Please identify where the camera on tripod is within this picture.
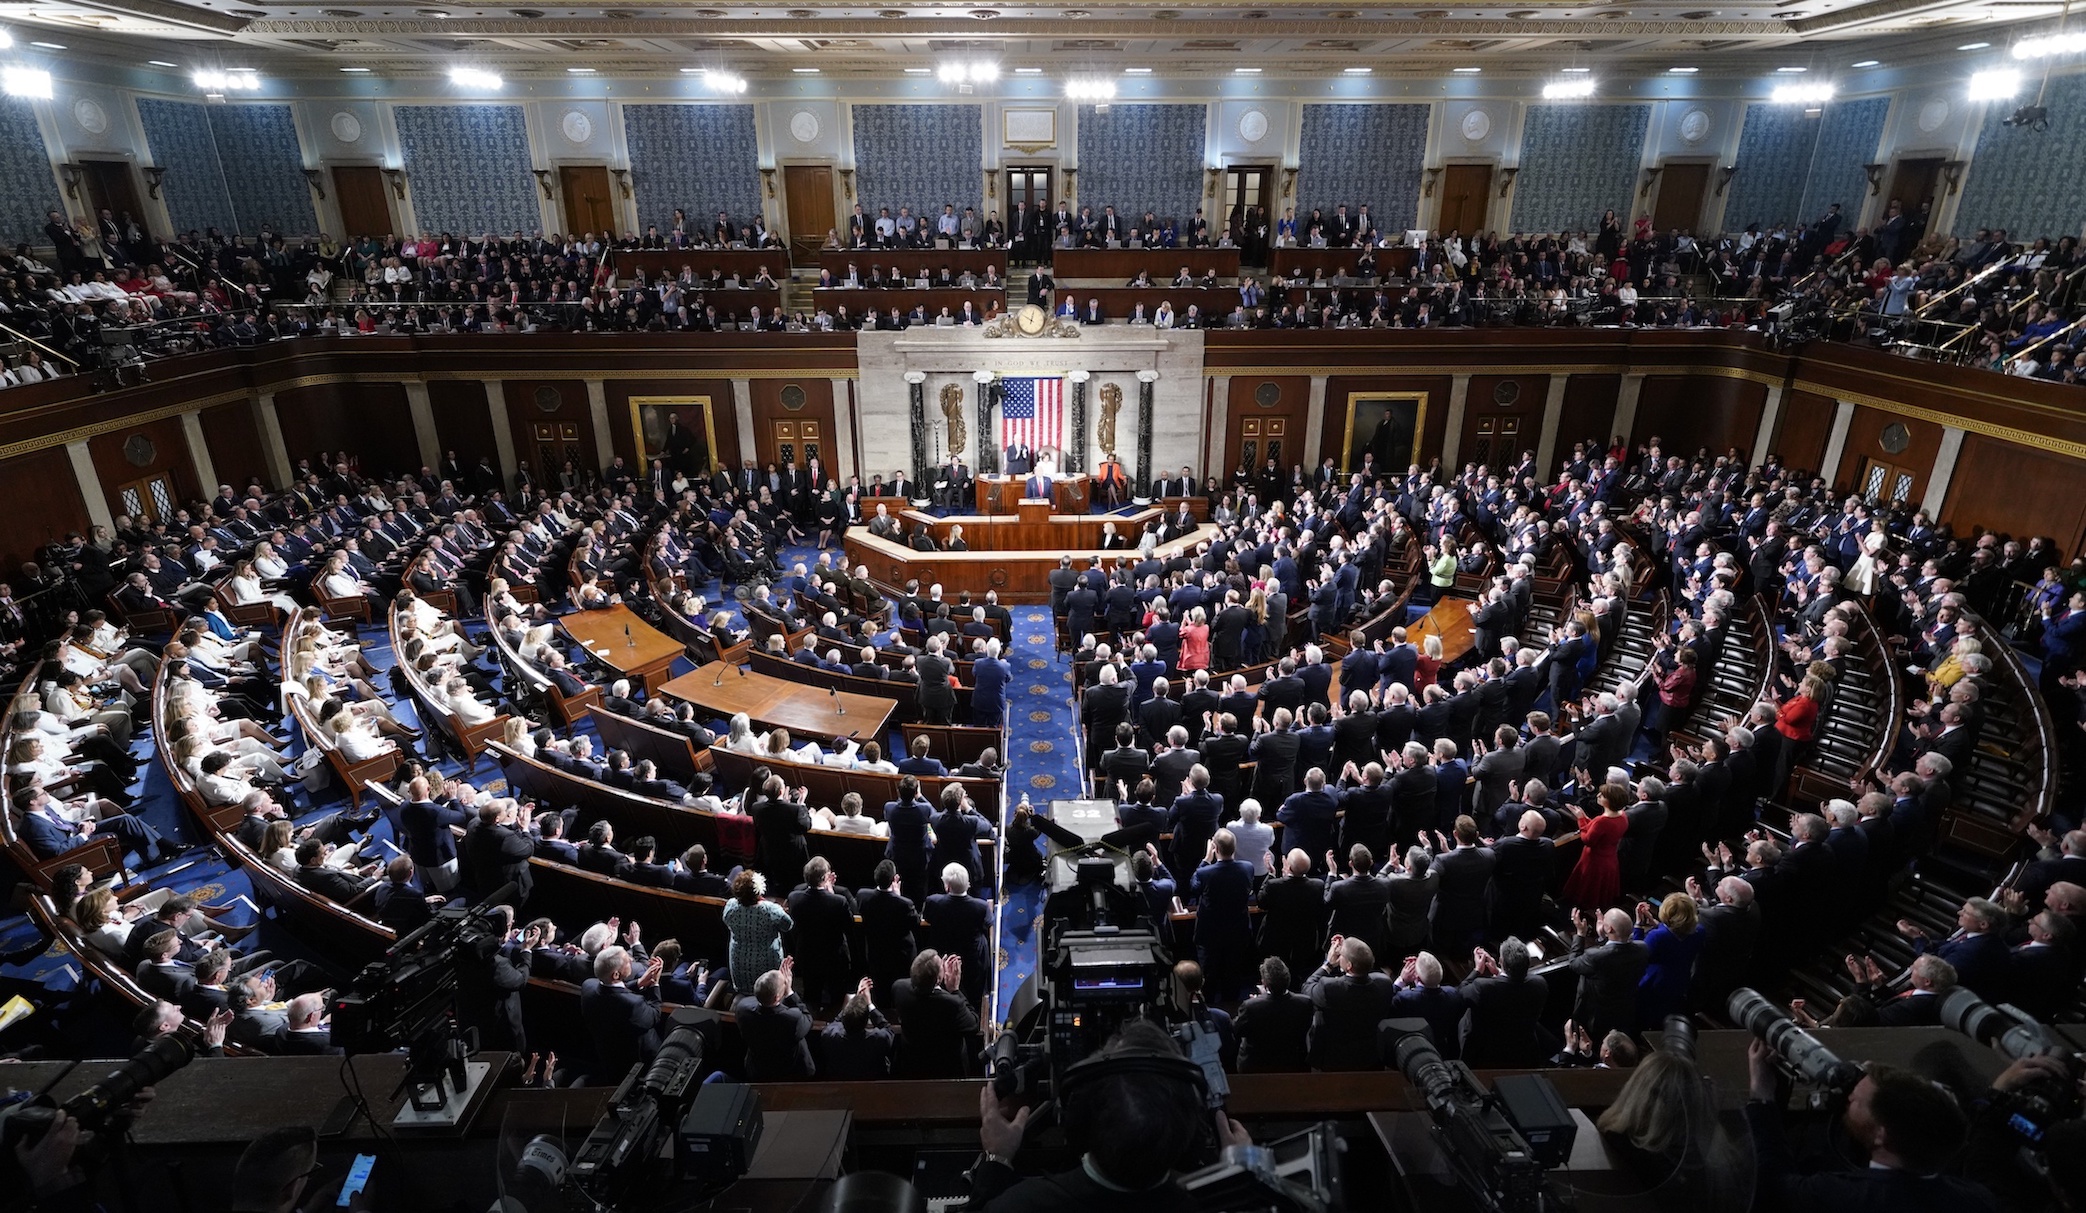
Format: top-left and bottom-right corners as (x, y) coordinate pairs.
(1391, 1030), (1574, 1213)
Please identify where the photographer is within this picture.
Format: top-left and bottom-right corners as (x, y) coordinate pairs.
(967, 1019), (1250, 1212)
(1744, 1038), (1998, 1212)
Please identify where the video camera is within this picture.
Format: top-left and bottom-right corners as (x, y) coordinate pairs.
(1940, 988), (2085, 1146)
(1392, 1031), (1574, 1213)
(0, 1025), (200, 1156)
(1728, 988), (1864, 1104)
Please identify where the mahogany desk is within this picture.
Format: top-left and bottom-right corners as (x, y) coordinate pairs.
(973, 475), (1089, 515)
(1053, 248), (1241, 280)
(560, 604), (683, 693)
(1406, 595), (1478, 668)
(614, 248), (790, 282)
(843, 511), (1210, 602)
(660, 661), (897, 743)
(1269, 245), (1415, 280)
(816, 249), (1006, 278)
(810, 287), (1001, 320)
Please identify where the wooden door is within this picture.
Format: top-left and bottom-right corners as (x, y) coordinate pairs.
(1887, 158), (1945, 222)
(332, 166), (393, 240)
(1440, 164), (1492, 237)
(1463, 412), (1534, 472)
(783, 164), (836, 259)
(559, 165), (615, 239)
(79, 161), (146, 231)
(1651, 163), (1710, 235)
(762, 418), (824, 470)
(1856, 457), (1917, 508)
(529, 420), (588, 486)
(115, 473), (179, 526)
(1006, 167), (1053, 214)
(1223, 166), (1273, 228)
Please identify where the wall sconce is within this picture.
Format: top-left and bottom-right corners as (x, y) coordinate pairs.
(839, 168), (854, 201)
(302, 168), (327, 200)
(1422, 167), (1442, 198)
(1280, 167), (1296, 198)
(1715, 165), (1737, 197)
(1942, 160), (1967, 196)
(382, 168), (407, 200)
(1204, 167), (1221, 198)
(1637, 165), (1663, 200)
(142, 166), (166, 199)
(611, 168), (632, 200)
(1062, 167), (1077, 201)
(985, 173), (996, 200)
(531, 169), (555, 200)
(1862, 163), (1886, 196)
(760, 168), (776, 200)
(58, 163), (85, 201)
(1496, 167), (1519, 198)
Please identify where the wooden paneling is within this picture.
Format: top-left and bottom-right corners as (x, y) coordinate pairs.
(1554, 374), (1622, 478)
(602, 378), (741, 475)
(501, 380), (600, 479)
(1225, 375), (1310, 479)
(275, 382), (417, 476)
(1632, 374), (1766, 459)
(197, 401), (269, 492)
(1460, 375), (1547, 472)
(1942, 433), (2086, 553)
(1439, 164), (1492, 236)
(0, 447), (91, 577)
(557, 165), (616, 237)
(88, 414), (199, 520)
(426, 380), (500, 473)
(782, 164), (837, 260)
(1053, 248), (1241, 279)
(332, 166), (393, 240)
(749, 378), (837, 475)
(1834, 405), (1944, 502)
(1323, 374), (1455, 471)
(1772, 390), (1837, 476)
(1650, 163), (1710, 234)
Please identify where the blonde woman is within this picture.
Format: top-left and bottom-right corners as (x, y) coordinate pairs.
(723, 713), (763, 755)
(226, 558), (297, 617)
(251, 539), (290, 582)
(501, 716), (536, 758)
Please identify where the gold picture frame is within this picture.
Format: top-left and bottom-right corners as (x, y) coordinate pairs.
(1340, 391), (1429, 475)
(628, 395), (721, 476)
(1003, 108), (1059, 154)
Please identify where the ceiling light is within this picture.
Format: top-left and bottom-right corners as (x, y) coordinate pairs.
(1968, 68), (2020, 100)
(1668, 66), (1699, 73)
(0, 32), (11, 51)
(1014, 67), (1042, 74)
(2014, 31), (2086, 59)
(148, 60), (179, 68)
(1851, 60), (1879, 67)
(193, 68), (260, 90)
(1344, 66), (1372, 74)
(700, 68), (747, 93)
(339, 66), (372, 73)
(904, 67), (931, 74)
(1543, 77), (1597, 98)
(1560, 66), (1590, 73)
(1771, 81), (1833, 103)
(567, 67), (596, 74)
(2, 67), (52, 98)
(937, 60), (998, 84)
(1236, 67), (1262, 74)
(1452, 66), (1482, 73)
(1958, 41), (1990, 51)
(1124, 66), (1152, 74)
(792, 67), (820, 73)
(1776, 66), (1807, 72)
(30, 41), (66, 50)
(449, 66), (503, 90)
(1065, 77), (1117, 100)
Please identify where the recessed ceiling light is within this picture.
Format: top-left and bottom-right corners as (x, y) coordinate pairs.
(1124, 66), (1152, 74)
(678, 66), (701, 73)
(1958, 42), (1990, 51)
(1343, 66), (1372, 74)
(1668, 66), (1700, 73)
(903, 67), (931, 74)
(1851, 59), (1880, 67)
(148, 60), (177, 68)
(567, 66), (596, 74)
(30, 41), (67, 50)
(1776, 66), (1806, 72)
(1452, 66), (1482, 73)
(1561, 66), (1590, 73)
(1235, 67), (1261, 74)
(1014, 66), (1042, 74)
(340, 66), (372, 72)
(792, 67), (820, 73)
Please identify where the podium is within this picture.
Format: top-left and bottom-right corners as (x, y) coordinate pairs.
(981, 476), (1022, 515)
(1051, 474), (1091, 514)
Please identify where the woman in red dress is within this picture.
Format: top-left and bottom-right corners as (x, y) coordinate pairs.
(1563, 782), (1631, 913)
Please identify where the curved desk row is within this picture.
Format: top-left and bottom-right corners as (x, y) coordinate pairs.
(844, 512), (1213, 602)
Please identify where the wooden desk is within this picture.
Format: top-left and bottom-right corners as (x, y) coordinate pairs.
(816, 249), (1006, 278)
(1270, 246), (1414, 280)
(615, 248), (791, 282)
(979, 476), (1023, 515)
(560, 604), (684, 693)
(844, 512), (1207, 601)
(810, 288), (1002, 321)
(682, 287), (785, 319)
(1056, 287), (1235, 323)
(1053, 248), (1241, 280)
(1052, 475), (1090, 514)
(1407, 595), (1478, 668)
(660, 661), (897, 743)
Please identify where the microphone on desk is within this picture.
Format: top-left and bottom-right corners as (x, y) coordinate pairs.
(624, 622), (634, 647)
(713, 662), (726, 687)
(829, 685), (844, 716)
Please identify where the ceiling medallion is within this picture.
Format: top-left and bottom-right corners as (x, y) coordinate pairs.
(562, 110), (593, 144)
(72, 98), (109, 136)
(1238, 108), (1269, 143)
(1678, 107), (1711, 144)
(330, 110), (364, 143)
(1461, 108), (1492, 142)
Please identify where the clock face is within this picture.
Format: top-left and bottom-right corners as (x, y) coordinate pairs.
(1017, 304), (1048, 334)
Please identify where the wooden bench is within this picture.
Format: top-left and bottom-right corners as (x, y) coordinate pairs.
(748, 648), (976, 723)
(706, 741), (1003, 818)
(1, 659), (126, 885)
(590, 707), (712, 780)
(899, 722), (1007, 768)
(387, 601), (509, 769)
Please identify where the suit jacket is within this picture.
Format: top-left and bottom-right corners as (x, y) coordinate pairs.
(733, 994), (816, 1080)
(1303, 966), (1397, 1070)
(580, 980), (662, 1079)
(1458, 970), (1549, 1068)
(1324, 872), (1392, 956)
(1430, 845), (1497, 952)
(1233, 990), (1314, 1072)
(1568, 937), (1650, 1037)
(889, 978), (980, 1078)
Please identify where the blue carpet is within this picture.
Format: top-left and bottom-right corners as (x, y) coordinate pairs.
(991, 606), (1073, 1025)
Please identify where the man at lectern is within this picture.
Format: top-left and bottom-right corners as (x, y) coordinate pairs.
(1096, 452), (1128, 509)
(1024, 464), (1053, 500)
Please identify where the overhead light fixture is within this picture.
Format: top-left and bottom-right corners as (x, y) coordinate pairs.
(937, 60), (998, 84)
(699, 68), (747, 93)
(1452, 66), (1482, 73)
(792, 66), (820, 73)
(1851, 59), (1880, 68)
(2014, 31), (2086, 59)
(1958, 41), (1991, 51)
(903, 67), (931, 74)
(1560, 66), (1590, 73)
(2, 66), (52, 98)
(148, 60), (179, 68)
(340, 66), (372, 73)
(1344, 66), (1372, 74)
(1014, 66), (1043, 74)
(0, 31), (11, 50)
(449, 66), (503, 90)
(1969, 68), (2021, 101)
(1776, 66), (1807, 72)
(1543, 77), (1597, 98)
(1124, 66), (1152, 74)
(1770, 81), (1834, 103)
(567, 66), (596, 74)
(1235, 67), (1262, 74)
(1065, 76), (1117, 100)
(1668, 66), (1699, 73)
(193, 68), (261, 91)
(30, 41), (66, 50)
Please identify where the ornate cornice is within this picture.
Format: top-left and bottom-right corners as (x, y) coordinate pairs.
(244, 16), (1798, 39)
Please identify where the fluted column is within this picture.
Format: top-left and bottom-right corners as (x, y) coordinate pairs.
(905, 372), (928, 488)
(1066, 370), (1091, 473)
(1136, 369), (1158, 488)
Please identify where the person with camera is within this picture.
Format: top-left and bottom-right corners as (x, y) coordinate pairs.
(1745, 1038), (1998, 1213)
(966, 1019), (1251, 1212)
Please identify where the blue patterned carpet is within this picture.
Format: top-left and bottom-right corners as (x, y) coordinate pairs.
(991, 606), (1072, 1025)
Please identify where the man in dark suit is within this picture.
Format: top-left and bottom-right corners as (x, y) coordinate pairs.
(751, 777), (814, 892)
(856, 860), (918, 1000)
(463, 799), (536, 905)
(1277, 767), (1340, 872)
(399, 776), (470, 894)
(1430, 818), (1497, 954)
(1323, 844), (1392, 958)
(890, 950), (980, 1079)
(1304, 936), (1397, 1071)
(1487, 810), (1553, 944)
(2020, 826), (2086, 911)
(930, 787), (997, 889)
(1166, 765), (1225, 878)
(786, 857), (857, 1011)
(1567, 908), (1650, 1041)
(1233, 956), (1314, 1073)
(882, 779), (936, 902)
(1257, 849), (1327, 983)
(580, 945), (665, 1081)
(1469, 586), (1512, 661)
(1458, 936), (1549, 1069)
(1900, 896), (2010, 1001)
(923, 864), (993, 1008)
(733, 963), (817, 1080)
(915, 636), (956, 726)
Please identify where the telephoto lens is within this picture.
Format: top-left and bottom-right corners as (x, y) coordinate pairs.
(1727, 988), (1863, 1094)
(1939, 989), (2071, 1060)
(1662, 1014), (1697, 1063)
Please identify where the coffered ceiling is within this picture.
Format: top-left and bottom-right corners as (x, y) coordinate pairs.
(0, 0), (2071, 79)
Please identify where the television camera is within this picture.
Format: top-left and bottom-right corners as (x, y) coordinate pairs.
(1391, 1030), (1574, 1213)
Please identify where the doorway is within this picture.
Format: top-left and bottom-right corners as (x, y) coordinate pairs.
(1439, 164), (1492, 237)
(1651, 163), (1710, 235)
(1887, 157), (1946, 232)
(115, 473), (179, 527)
(1856, 457), (1916, 508)
(332, 166), (393, 240)
(1222, 164), (1273, 237)
(77, 161), (146, 232)
(1007, 166), (1054, 217)
(762, 418), (823, 469)
(782, 164), (836, 260)
(529, 420), (588, 487)
(558, 165), (616, 238)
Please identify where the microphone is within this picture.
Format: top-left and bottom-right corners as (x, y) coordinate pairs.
(830, 685), (845, 716)
(713, 662), (726, 687)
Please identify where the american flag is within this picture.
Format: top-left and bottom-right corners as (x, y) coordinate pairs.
(999, 376), (1063, 456)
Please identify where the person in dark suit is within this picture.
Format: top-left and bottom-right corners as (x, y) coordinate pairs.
(1166, 765), (1225, 878)
(399, 777), (471, 894)
(1899, 897), (2010, 1001)
(1458, 936), (1549, 1069)
(1191, 829), (1257, 1000)
(1233, 956), (1314, 1073)
(930, 786), (997, 890)
(890, 950), (980, 1078)
(2003, 910), (2083, 1019)
(1430, 818), (1497, 954)
(1257, 848), (1327, 982)
(915, 636), (956, 725)
(856, 860), (918, 1000)
(734, 962), (817, 1080)
(1304, 936), (1397, 1070)
(1387, 951), (1466, 1059)
(2019, 826), (2086, 911)
(1487, 810), (1554, 945)
(580, 945), (665, 1082)
(785, 857), (857, 1011)
(1469, 587), (1512, 661)
(1567, 908), (1650, 1041)
(923, 864), (993, 1008)
(1322, 843), (1392, 959)
(750, 776), (814, 892)
(463, 799), (536, 905)
(882, 778), (937, 902)
(372, 857), (440, 933)
(1276, 765), (1339, 871)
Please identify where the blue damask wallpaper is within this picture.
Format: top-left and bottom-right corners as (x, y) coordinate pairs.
(1077, 104), (1207, 225)
(1724, 98), (1888, 233)
(1509, 104), (1651, 234)
(1298, 103), (1431, 231)
(207, 105), (319, 236)
(136, 98), (236, 237)
(1958, 72), (2086, 239)
(852, 104), (982, 217)
(393, 104), (540, 236)
(0, 99), (57, 245)
(624, 104), (761, 233)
